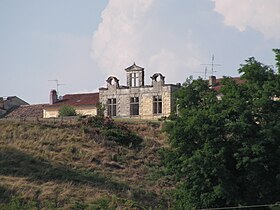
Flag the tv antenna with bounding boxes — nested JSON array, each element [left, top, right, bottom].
[[194, 67, 208, 80], [48, 79, 66, 95], [201, 54, 221, 76]]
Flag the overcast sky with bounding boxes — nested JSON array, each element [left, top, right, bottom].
[[1, 0, 280, 104]]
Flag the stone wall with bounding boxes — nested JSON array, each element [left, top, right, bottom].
[[99, 64, 180, 119], [99, 83, 179, 119]]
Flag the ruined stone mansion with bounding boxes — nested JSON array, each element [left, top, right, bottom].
[[43, 63, 180, 119], [99, 63, 180, 119]]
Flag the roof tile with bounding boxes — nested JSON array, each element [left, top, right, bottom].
[[47, 92, 99, 107]]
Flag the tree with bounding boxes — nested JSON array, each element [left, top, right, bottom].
[[162, 51, 280, 209], [58, 105, 77, 117], [96, 103, 105, 118]]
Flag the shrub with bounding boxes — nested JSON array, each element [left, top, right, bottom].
[[96, 103, 105, 118], [58, 105, 77, 117], [101, 128, 142, 147]]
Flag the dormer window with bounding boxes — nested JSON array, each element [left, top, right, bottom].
[[130, 72, 139, 87], [125, 63, 144, 87]]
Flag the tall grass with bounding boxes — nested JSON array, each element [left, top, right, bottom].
[[0, 120, 171, 209]]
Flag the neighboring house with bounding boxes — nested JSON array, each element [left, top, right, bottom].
[[5, 104, 45, 118], [43, 90, 99, 118], [0, 96, 29, 117], [99, 63, 180, 119], [209, 76, 279, 101], [208, 75, 245, 91], [208, 76, 245, 100]]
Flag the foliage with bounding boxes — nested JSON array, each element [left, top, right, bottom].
[[96, 102, 105, 118], [82, 115, 115, 128], [101, 128, 142, 147], [273, 48, 280, 73], [0, 196, 37, 210], [58, 105, 77, 117], [162, 50, 280, 209], [80, 116, 143, 147]]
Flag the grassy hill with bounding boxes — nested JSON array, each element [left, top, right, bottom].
[[0, 118, 173, 209]]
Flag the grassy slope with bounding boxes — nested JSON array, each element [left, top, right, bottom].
[[0, 119, 172, 209]]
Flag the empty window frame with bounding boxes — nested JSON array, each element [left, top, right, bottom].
[[153, 95, 162, 114], [130, 97, 139, 116], [107, 98, 116, 117]]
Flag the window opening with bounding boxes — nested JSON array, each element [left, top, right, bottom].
[[107, 98, 116, 117], [130, 73, 139, 87], [153, 95, 162, 114], [130, 97, 139, 116]]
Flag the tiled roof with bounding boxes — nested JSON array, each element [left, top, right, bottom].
[[211, 77, 245, 91], [5, 104, 45, 118], [47, 92, 99, 107]]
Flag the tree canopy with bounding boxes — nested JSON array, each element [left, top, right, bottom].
[[162, 50, 280, 209]]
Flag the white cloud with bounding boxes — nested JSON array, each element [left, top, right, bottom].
[[212, 0, 280, 40], [91, 0, 205, 84], [91, 0, 155, 75], [148, 46, 201, 83]]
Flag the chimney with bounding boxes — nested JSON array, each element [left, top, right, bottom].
[[209, 76, 216, 86], [0, 97, 4, 109], [50, 89, 58, 105]]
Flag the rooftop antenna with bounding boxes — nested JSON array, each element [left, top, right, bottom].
[[194, 67, 208, 80], [201, 54, 221, 76], [48, 79, 66, 96]]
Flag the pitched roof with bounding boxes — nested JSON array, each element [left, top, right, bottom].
[[4, 96, 29, 105], [125, 63, 144, 72], [5, 104, 45, 118], [47, 92, 99, 107], [211, 77, 245, 91]]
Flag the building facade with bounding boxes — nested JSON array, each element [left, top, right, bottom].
[[43, 90, 99, 118], [99, 63, 180, 119]]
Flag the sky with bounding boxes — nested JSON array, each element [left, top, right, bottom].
[[1, 0, 280, 104]]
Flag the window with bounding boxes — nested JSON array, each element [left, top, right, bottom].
[[130, 97, 139, 116], [130, 73, 139, 87], [153, 95, 162, 114], [107, 98, 116, 117]]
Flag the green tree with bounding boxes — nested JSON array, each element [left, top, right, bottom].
[[58, 105, 77, 117], [162, 51, 280, 209], [96, 102, 105, 118]]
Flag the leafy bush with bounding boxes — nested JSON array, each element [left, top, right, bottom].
[[58, 105, 77, 117], [89, 197, 111, 210], [79, 116, 142, 147], [96, 103, 105, 118], [0, 196, 37, 210], [101, 128, 142, 147], [80, 116, 114, 128]]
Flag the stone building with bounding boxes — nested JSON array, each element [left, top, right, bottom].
[[99, 63, 180, 119], [0, 96, 29, 117]]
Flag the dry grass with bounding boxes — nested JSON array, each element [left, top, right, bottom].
[[0, 120, 172, 209]]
